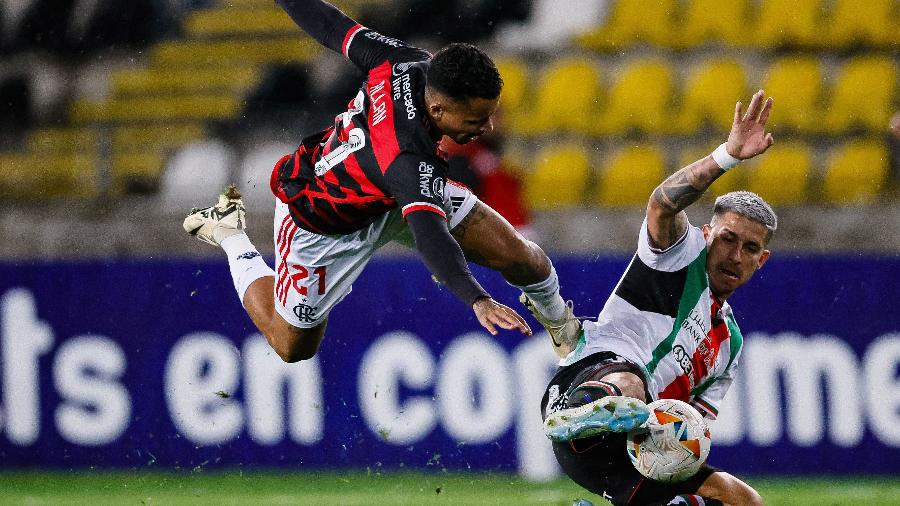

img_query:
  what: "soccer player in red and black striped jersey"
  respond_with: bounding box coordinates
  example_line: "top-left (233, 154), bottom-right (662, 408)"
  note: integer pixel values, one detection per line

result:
top-left (184, 0), bottom-right (580, 362)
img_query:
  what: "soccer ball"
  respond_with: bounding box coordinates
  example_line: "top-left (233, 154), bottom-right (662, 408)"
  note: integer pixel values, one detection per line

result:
top-left (625, 399), bottom-right (711, 483)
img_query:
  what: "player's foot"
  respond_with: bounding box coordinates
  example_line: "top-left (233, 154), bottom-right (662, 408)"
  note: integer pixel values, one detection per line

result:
top-left (519, 294), bottom-right (580, 358)
top-left (572, 500), bottom-right (595, 506)
top-left (544, 395), bottom-right (650, 442)
top-left (183, 184), bottom-right (246, 246)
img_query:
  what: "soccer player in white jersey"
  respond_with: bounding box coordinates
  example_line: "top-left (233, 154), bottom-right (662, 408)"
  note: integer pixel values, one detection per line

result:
top-left (542, 91), bottom-right (776, 506)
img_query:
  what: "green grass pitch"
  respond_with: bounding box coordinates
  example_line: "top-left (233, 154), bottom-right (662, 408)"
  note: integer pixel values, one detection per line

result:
top-left (0, 471), bottom-right (898, 505)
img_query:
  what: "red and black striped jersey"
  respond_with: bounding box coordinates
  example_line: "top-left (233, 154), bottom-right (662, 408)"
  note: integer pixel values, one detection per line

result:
top-left (271, 24), bottom-right (450, 235)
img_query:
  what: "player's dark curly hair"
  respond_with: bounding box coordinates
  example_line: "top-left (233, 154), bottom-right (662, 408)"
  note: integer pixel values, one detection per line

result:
top-left (427, 43), bottom-right (503, 101)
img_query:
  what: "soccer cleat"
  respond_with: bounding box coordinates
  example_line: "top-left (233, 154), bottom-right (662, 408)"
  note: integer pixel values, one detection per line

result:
top-left (544, 395), bottom-right (650, 442)
top-left (183, 184), bottom-right (246, 246)
top-left (520, 294), bottom-right (581, 358)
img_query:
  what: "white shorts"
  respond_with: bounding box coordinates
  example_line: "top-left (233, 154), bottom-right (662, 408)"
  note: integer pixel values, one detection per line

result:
top-left (272, 182), bottom-right (479, 328)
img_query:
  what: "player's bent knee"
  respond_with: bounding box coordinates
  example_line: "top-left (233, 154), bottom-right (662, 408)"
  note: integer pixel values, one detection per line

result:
top-left (271, 340), bottom-right (317, 363)
top-left (736, 480), bottom-right (764, 506)
top-left (596, 372), bottom-right (647, 402)
top-left (268, 332), bottom-right (319, 362)
top-left (265, 320), bottom-right (326, 363)
top-left (699, 471), bottom-right (763, 506)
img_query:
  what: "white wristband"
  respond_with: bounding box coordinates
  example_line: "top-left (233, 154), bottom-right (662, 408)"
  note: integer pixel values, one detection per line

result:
top-left (711, 143), bottom-right (740, 171)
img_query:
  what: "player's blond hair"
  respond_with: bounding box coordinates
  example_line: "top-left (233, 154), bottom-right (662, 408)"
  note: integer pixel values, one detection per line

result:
top-left (713, 191), bottom-right (778, 243)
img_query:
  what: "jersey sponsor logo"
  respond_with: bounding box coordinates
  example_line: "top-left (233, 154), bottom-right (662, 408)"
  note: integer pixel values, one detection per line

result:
top-left (391, 72), bottom-right (417, 119)
top-left (368, 79), bottom-right (389, 126)
top-left (418, 162), bottom-right (435, 198)
top-left (392, 62), bottom-right (415, 76)
top-left (364, 31), bottom-right (403, 48)
top-left (680, 307), bottom-right (707, 344)
top-left (673, 344), bottom-right (694, 383)
top-left (432, 177), bottom-right (445, 201)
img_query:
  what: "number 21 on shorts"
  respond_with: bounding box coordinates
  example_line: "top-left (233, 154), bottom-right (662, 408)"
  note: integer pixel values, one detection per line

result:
top-left (290, 265), bottom-right (327, 296)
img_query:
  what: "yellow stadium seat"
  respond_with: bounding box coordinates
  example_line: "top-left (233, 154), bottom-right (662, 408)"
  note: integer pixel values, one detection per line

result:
top-left (753, 0), bottom-right (824, 48)
top-left (110, 67), bottom-right (259, 96)
top-left (110, 151), bottom-right (167, 195)
top-left (824, 56), bottom-right (898, 134)
top-left (744, 142), bottom-right (812, 206)
top-left (0, 153), bottom-right (97, 199)
top-left (494, 58), bottom-right (529, 114)
top-left (212, 0), bottom-right (368, 13)
top-left (675, 0), bottom-right (750, 48)
top-left (112, 124), bottom-right (206, 151)
top-left (577, 0), bottom-right (677, 51)
top-left (677, 146), bottom-right (744, 198)
top-left (596, 144), bottom-right (665, 207)
top-left (27, 128), bottom-right (99, 153)
top-left (71, 95), bottom-right (241, 123)
top-left (518, 58), bottom-right (602, 136)
top-left (761, 56), bottom-right (824, 133)
top-left (675, 59), bottom-right (747, 135)
top-left (597, 58), bottom-right (675, 135)
top-left (525, 144), bottom-right (591, 209)
top-left (826, 0), bottom-right (900, 48)
top-left (185, 7), bottom-right (298, 37)
top-left (150, 39), bottom-right (319, 67)
top-left (822, 141), bottom-right (889, 204)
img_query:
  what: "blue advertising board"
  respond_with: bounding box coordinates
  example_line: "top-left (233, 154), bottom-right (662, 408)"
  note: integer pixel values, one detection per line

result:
top-left (0, 255), bottom-right (898, 478)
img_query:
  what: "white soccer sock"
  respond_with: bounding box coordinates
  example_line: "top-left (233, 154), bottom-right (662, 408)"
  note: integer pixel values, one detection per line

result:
top-left (220, 233), bottom-right (275, 304)
top-left (513, 266), bottom-right (567, 321)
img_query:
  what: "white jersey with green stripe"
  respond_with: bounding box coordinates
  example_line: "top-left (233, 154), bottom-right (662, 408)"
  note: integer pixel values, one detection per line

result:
top-left (564, 218), bottom-right (743, 420)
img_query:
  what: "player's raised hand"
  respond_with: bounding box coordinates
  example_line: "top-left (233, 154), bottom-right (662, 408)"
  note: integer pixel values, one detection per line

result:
top-left (473, 297), bottom-right (533, 336)
top-left (726, 89), bottom-right (775, 160)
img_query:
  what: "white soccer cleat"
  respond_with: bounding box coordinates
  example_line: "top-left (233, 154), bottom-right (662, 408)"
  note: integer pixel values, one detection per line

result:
top-left (520, 294), bottom-right (581, 358)
top-left (183, 185), bottom-right (246, 246)
top-left (544, 395), bottom-right (650, 442)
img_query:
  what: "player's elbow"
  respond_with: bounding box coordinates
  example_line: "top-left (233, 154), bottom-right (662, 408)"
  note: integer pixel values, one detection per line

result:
top-left (646, 189), bottom-right (671, 219)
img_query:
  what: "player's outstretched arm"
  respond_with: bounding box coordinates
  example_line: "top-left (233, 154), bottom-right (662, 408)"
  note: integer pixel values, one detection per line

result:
top-left (276, 0), bottom-right (357, 54)
top-left (646, 90), bottom-right (774, 250)
top-left (406, 211), bottom-right (532, 337)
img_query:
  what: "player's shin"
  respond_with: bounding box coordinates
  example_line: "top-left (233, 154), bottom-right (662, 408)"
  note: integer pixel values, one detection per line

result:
top-left (514, 265), bottom-right (581, 356)
top-left (511, 265), bottom-right (566, 320)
